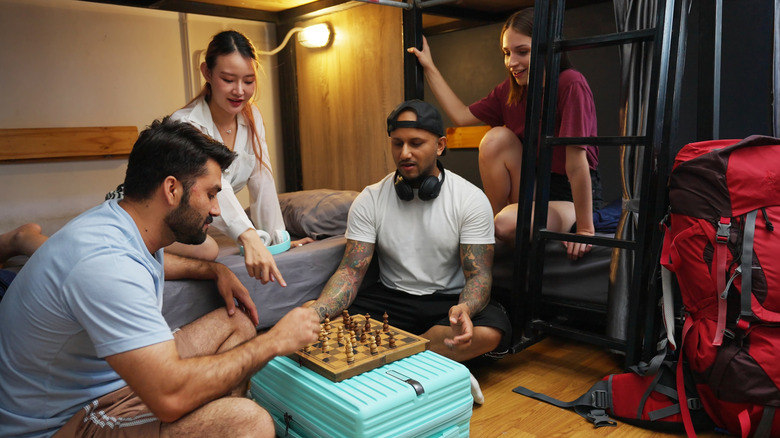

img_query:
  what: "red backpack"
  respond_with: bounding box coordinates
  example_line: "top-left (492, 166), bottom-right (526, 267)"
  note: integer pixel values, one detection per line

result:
top-left (661, 135), bottom-right (780, 437)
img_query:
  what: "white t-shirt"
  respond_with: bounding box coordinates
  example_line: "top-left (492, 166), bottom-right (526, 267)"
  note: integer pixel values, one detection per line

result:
top-left (171, 97), bottom-right (286, 243)
top-left (0, 200), bottom-right (170, 437)
top-left (346, 168), bottom-right (494, 295)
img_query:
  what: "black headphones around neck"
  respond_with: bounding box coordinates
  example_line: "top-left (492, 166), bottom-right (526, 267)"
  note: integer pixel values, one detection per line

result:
top-left (394, 160), bottom-right (446, 201)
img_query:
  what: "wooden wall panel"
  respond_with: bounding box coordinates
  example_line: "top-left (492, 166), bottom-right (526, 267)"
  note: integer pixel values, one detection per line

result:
top-left (296, 4), bottom-right (403, 191)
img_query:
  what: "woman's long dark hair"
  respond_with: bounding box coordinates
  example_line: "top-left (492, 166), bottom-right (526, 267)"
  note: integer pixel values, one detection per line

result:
top-left (192, 30), bottom-right (264, 164)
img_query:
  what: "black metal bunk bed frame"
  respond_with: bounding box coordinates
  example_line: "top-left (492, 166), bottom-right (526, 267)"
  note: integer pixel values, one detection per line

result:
top-left (401, 0), bottom-right (691, 368)
top-left (513, 0), bottom-right (688, 368)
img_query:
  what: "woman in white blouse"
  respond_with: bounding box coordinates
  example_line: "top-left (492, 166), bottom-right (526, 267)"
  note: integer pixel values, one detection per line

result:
top-left (170, 30), bottom-right (312, 285)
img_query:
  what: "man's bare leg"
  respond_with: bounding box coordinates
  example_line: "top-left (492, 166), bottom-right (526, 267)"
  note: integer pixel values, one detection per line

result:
top-left (0, 223), bottom-right (48, 265)
top-left (161, 396), bottom-right (274, 438)
top-left (161, 308), bottom-right (276, 437)
top-left (173, 308), bottom-right (257, 395)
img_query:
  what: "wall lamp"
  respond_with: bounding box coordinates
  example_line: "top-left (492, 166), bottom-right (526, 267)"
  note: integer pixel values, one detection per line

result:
top-left (258, 23), bottom-right (334, 56)
top-left (297, 23), bottom-right (333, 49)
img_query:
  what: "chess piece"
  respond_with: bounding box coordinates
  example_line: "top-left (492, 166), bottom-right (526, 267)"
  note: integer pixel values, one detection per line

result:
top-left (319, 328), bottom-right (328, 343)
top-left (360, 330), bottom-right (367, 343)
top-left (374, 330), bottom-right (381, 347)
top-left (337, 326), bottom-right (344, 344)
top-left (364, 313), bottom-right (371, 332)
top-left (303, 344), bottom-right (312, 354)
top-left (321, 340), bottom-right (330, 353)
top-left (350, 330), bottom-right (357, 346)
top-left (369, 336), bottom-right (377, 355)
top-left (383, 312), bottom-right (390, 332)
top-left (324, 315), bottom-right (331, 331)
top-left (346, 341), bottom-right (355, 363)
top-left (388, 331), bottom-right (396, 348)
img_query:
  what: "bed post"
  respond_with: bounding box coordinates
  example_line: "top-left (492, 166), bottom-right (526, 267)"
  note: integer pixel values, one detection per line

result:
top-left (402, 5), bottom-right (424, 100)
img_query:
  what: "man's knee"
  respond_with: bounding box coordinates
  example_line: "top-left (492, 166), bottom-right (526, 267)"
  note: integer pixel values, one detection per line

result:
top-left (472, 326), bottom-right (503, 356)
top-left (229, 310), bottom-right (257, 341)
top-left (216, 398), bottom-right (275, 438)
top-left (163, 397), bottom-right (274, 438)
top-left (212, 397), bottom-right (275, 438)
top-left (203, 307), bottom-right (257, 339)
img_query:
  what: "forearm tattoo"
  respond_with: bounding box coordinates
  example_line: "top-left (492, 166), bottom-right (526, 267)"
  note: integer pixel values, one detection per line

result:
top-left (459, 243), bottom-right (494, 316)
top-left (312, 240), bottom-right (375, 320)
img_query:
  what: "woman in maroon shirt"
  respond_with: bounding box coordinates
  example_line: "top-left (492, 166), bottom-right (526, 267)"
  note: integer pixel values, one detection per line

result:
top-left (408, 8), bottom-right (601, 261)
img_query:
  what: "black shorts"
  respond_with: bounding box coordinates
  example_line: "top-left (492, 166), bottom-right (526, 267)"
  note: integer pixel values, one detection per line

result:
top-left (549, 169), bottom-right (604, 210)
top-left (348, 282), bottom-right (512, 352)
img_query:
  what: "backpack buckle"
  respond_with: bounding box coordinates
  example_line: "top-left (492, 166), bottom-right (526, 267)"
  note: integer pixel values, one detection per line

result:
top-left (716, 218), bottom-right (731, 243)
top-left (587, 409), bottom-right (617, 428)
top-left (591, 390), bottom-right (610, 409)
top-left (687, 397), bottom-right (702, 410)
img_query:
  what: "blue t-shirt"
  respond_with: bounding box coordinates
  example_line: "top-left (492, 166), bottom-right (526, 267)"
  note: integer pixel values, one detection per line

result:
top-left (0, 200), bottom-right (172, 437)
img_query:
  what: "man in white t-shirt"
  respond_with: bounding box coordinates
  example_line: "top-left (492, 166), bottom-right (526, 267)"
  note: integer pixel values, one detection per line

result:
top-left (307, 101), bottom-right (511, 402)
top-left (0, 118), bottom-right (320, 438)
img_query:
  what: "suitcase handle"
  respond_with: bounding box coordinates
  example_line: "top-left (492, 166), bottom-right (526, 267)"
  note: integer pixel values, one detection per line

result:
top-left (386, 370), bottom-right (425, 396)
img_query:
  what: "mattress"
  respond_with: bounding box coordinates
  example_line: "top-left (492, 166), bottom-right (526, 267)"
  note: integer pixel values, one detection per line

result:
top-left (491, 234), bottom-right (614, 308)
top-left (162, 234), bottom-right (346, 330)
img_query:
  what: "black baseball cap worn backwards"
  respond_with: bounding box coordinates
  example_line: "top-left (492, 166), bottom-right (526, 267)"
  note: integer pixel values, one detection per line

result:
top-left (386, 99), bottom-right (445, 138)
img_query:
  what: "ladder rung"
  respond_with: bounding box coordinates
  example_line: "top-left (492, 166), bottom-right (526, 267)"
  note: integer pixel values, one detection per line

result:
top-left (540, 296), bottom-right (606, 314)
top-left (538, 230), bottom-right (637, 250)
top-left (530, 320), bottom-right (628, 351)
top-left (545, 136), bottom-right (648, 146)
top-left (555, 28), bottom-right (656, 52)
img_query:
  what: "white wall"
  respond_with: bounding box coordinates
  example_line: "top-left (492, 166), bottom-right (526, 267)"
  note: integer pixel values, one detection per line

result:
top-left (0, 0), bottom-right (283, 234)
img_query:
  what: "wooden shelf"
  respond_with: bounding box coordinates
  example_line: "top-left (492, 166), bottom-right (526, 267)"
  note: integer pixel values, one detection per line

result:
top-left (0, 126), bottom-right (138, 163)
top-left (445, 125), bottom-right (491, 149)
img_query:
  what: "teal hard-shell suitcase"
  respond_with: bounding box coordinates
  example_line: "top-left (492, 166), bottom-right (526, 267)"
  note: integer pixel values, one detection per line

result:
top-left (250, 350), bottom-right (472, 437)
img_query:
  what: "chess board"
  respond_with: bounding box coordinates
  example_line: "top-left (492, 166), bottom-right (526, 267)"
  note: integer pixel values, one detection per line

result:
top-left (290, 313), bottom-right (429, 382)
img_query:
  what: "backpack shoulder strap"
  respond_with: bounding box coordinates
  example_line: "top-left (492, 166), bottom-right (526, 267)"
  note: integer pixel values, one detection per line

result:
top-left (513, 380), bottom-right (617, 428)
top-left (714, 217), bottom-right (731, 346)
top-left (737, 209), bottom-right (758, 330)
top-left (677, 317), bottom-right (698, 437)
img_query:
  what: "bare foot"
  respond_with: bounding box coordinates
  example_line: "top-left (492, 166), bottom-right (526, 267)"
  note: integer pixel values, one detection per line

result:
top-left (0, 223), bottom-right (47, 265)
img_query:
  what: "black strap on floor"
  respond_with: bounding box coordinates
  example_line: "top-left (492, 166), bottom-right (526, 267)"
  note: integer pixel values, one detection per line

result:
top-left (513, 380), bottom-right (617, 428)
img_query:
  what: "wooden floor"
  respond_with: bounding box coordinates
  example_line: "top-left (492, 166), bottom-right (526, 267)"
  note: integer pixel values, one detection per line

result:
top-left (468, 337), bottom-right (726, 437)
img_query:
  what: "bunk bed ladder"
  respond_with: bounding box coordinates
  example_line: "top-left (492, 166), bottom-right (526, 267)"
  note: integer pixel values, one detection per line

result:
top-left (509, 0), bottom-right (687, 368)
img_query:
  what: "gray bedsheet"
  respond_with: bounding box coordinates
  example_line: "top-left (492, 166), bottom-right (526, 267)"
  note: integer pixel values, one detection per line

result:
top-left (162, 236), bottom-right (346, 330)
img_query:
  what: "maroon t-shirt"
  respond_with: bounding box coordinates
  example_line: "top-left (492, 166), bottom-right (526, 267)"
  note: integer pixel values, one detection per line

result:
top-left (469, 68), bottom-right (598, 175)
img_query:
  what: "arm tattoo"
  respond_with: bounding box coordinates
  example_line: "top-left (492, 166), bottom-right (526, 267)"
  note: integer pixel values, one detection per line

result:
top-left (459, 243), bottom-right (494, 317)
top-left (312, 240), bottom-right (375, 320)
